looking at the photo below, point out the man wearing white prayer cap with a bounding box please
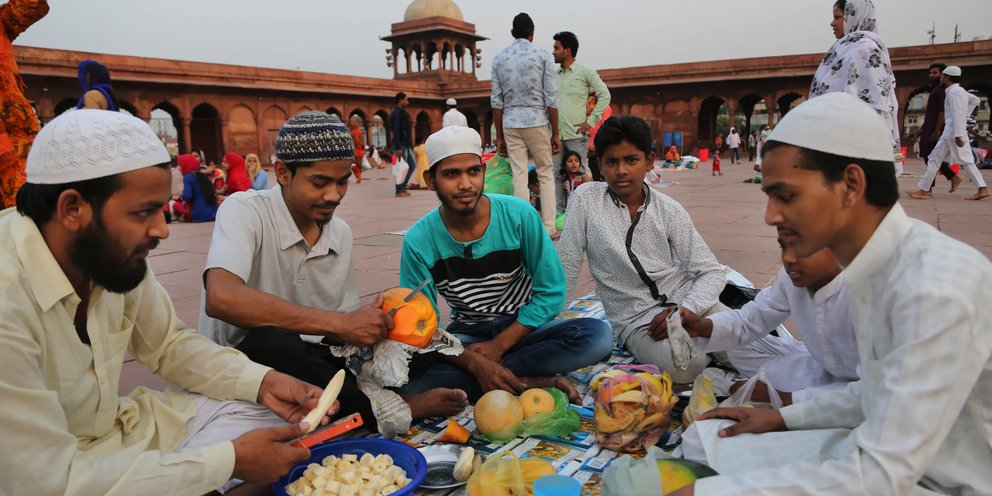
[672,92,992,496]
[907,65,989,201]
[0,109,336,495]
[442,97,468,128]
[397,125,613,402]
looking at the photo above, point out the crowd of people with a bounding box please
[0,0,989,495]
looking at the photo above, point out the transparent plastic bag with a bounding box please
[594,369,678,453]
[682,374,717,429]
[520,387,580,438]
[718,369,783,410]
[465,453,556,496]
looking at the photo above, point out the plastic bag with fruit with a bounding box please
[718,369,783,410]
[592,365,678,453]
[331,286,463,438]
[466,453,556,496]
[520,387,580,438]
[602,446,718,496]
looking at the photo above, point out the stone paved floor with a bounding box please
[121,158,992,393]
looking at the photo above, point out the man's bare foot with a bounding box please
[967,188,991,201]
[950,175,962,193]
[519,376,580,404]
[402,388,468,418]
[906,190,931,200]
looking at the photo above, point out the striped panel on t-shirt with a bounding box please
[430,249,533,322]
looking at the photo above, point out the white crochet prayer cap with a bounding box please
[446,98,457,106]
[26,109,171,184]
[766,92,893,162]
[425,125,481,168]
[942,65,962,77]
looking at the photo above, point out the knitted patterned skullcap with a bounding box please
[275,111,354,164]
[26,109,170,184]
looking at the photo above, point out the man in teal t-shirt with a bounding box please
[399,126,613,401]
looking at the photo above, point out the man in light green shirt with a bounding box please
[552,30,611,212]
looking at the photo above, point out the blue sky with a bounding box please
[14,0,991,78]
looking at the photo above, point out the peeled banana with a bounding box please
[453,447,475,482]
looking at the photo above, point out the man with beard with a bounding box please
[398,126,613,402]
[552,30,610,212]
[200,111,468,433]
[0,110,333,495]
[673,93,991,495]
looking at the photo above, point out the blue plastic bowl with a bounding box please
[272,438,427,496]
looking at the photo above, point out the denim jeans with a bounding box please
[729,147,740,164]
[395,146,417,193]
[401,315,613,401]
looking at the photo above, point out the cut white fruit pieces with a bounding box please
[302,369,346,433]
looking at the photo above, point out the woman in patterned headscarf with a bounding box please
[0,0,48,208]
[810,0,902,173]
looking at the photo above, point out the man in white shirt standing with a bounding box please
[674,93,992,495]
[442,98,468,128]
[726,128,742,164]
[491,12,561,235]
[908,65,990,201]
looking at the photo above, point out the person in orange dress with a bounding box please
[349,114,366,183]
[0,0,49,208]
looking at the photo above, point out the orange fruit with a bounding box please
[381,287,438,348]
[519,388,556,419]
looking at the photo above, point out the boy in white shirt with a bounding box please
[675,240,857,405]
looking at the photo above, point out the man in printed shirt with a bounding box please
[551,30,610,212]
[556,115,727,385]
[0,110,334,495]
[398,126,613,402]
[491,12,561,235]
[674,93,992,495]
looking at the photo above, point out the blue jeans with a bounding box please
[729,147,740,163]
[401,315,613,401]
[395,146,417,193]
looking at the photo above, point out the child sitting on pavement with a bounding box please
[666,239,858,405]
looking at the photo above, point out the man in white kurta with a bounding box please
[0,110,326,495]
[442,98,469,128]
[910,65,989,201]
[676,93,992,495]
[693,246,858,404]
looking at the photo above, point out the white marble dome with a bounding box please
[403,0,463,22]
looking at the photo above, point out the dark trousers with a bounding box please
[729,147,740,164]
[236,327,378,432]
